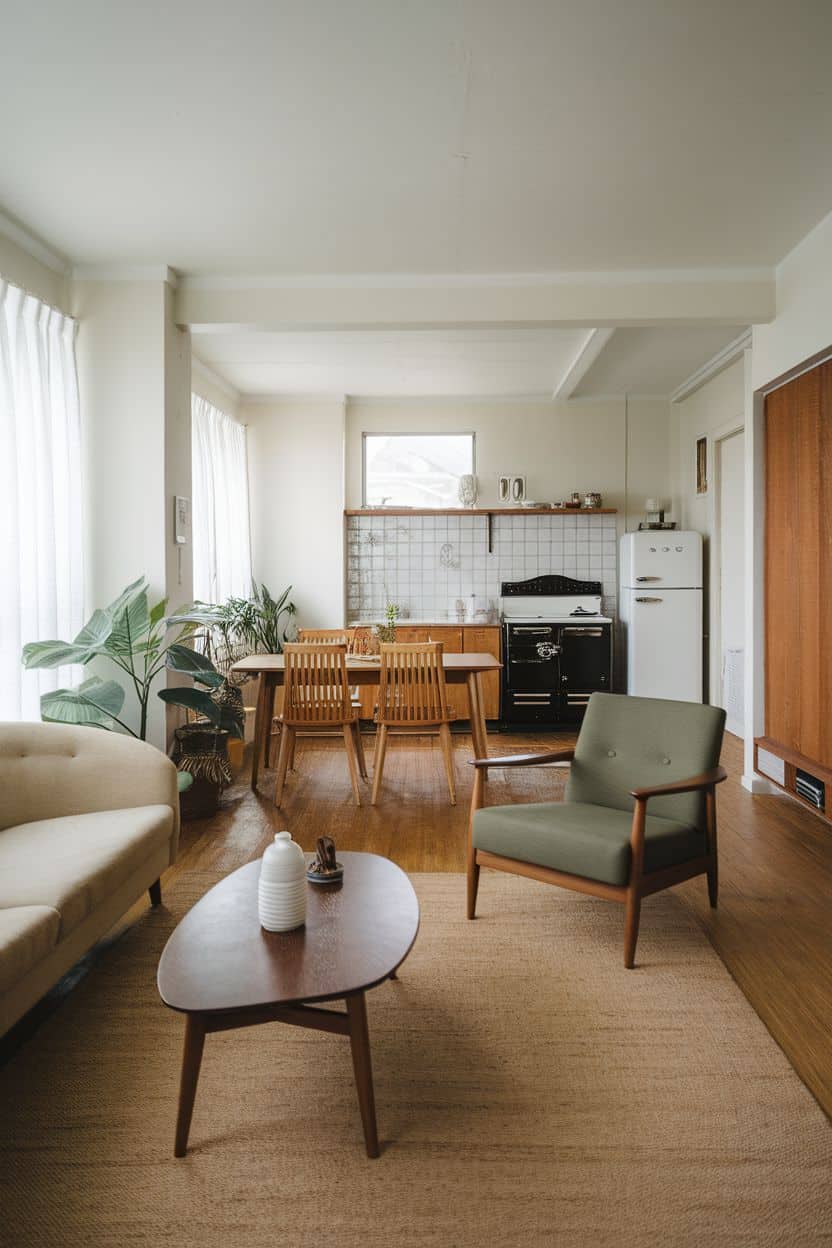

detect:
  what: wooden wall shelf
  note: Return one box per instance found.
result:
[345,507,618,517]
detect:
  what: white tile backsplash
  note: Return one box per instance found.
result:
[346,513,618,622]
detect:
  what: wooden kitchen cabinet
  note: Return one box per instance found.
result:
[463,626,502,719]
[351,624,503,721]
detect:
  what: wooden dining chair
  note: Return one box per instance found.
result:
[267,628,363,769]
[274,643,366,808]
[467,692,727,967]
[371,642,457,806]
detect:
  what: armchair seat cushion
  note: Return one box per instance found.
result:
[472,800,705,887]
[0,806,174,940]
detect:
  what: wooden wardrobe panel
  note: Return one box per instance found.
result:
[764,361,832,769]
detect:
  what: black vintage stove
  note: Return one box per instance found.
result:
[500,574,613,727]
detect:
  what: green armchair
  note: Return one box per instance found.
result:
[468,692,727,967]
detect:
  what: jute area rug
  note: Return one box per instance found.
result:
[1,870,830,1248]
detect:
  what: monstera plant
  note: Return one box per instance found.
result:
[21,577,243,742]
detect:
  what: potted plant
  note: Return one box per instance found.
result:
[20,577,239,804]
[374,602,399,646]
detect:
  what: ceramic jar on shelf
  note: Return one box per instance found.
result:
[258,830,307,932]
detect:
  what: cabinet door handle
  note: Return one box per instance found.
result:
[635,596,663,603]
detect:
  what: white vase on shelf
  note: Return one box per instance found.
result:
[258,831,307,932]
[458,474,477,507]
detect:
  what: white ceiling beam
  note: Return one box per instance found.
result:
[176,269,775,332]
[671,329,753,403]
[553,328,615,399]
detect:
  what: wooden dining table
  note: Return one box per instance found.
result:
[231,651,502,791]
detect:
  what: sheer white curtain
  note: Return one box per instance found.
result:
[191,393,252,603]
[0,278,84,720]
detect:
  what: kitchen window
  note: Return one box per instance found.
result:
[363,433,475,508]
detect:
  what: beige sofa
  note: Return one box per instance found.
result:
[0,723,179,1035]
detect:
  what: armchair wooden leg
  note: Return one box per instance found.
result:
[149,878,162,907]
[467,768,484,918]
[467,844,480,919]
[705,787,718,907]
[623,888,641,969]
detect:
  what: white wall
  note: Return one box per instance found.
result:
[672,358,745,704]
[244,399,346,628]
[0,230,68,311]
[72,276,192,745]
[753,210,832,390]
[345,397,671,527]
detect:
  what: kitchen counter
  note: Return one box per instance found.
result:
[348,619,499,629]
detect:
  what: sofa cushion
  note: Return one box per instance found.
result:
[0,806,174,940]
[0,905,61,993]
[473,801,705,887]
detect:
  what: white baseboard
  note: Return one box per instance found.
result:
[741,773,777,795]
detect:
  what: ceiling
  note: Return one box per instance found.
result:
[193,323,745,399]
[1,1,831,275]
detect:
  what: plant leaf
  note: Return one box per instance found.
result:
[40,677,126,727]
[158,686,223,723]
[149,597,168,628]
[106,588,151,656]
[22,607,115,669]
[165,643,224,687]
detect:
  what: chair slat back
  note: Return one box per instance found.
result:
[376,642,450,726]
[298,628,358,650]
[283,643,353,724]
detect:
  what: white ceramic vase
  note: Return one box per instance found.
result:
[258,830,307,932]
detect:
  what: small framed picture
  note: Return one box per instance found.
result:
[695,437,708,495]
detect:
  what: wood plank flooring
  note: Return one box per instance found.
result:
[168,727,832,1120]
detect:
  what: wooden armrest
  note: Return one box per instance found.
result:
[469,749,575,769]
[630,765,728,801]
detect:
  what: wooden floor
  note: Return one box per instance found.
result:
[5,726,831,1125]
[166,726,832,1120]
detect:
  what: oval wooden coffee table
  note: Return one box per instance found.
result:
[157,852,419,1159]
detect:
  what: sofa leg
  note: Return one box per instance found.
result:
[149,879,162,907]
[623,889,641,969]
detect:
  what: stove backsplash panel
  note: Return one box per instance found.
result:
[346,512,618,622]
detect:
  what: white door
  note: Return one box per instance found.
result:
[625,588,703,702]
[718,430,745,734]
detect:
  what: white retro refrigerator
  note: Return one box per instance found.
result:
[619,531,703,702]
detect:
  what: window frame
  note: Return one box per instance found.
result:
[361,430,477,509]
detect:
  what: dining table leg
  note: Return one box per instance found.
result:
[251,675,268,791]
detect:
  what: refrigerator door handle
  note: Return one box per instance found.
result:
[634,596,663,603]
[635,575,661,582]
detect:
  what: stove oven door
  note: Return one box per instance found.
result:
[558,624,612,720]
[502,623,560,723]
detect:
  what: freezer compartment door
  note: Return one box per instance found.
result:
[621,530,702,589]
[624,589,703,702]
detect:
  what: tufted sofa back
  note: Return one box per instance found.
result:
[0,722,179,847]
[565,693,726,829]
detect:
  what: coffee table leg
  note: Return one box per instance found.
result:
[346,992,379,1158]
[174,1013,206,1157]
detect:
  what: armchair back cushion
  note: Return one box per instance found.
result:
[566,693,726,830]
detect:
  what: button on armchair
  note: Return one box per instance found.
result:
[468,693,727,967]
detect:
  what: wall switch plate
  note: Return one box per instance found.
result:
[174,495,189,545]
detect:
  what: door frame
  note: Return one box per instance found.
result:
[709,417,745,726]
